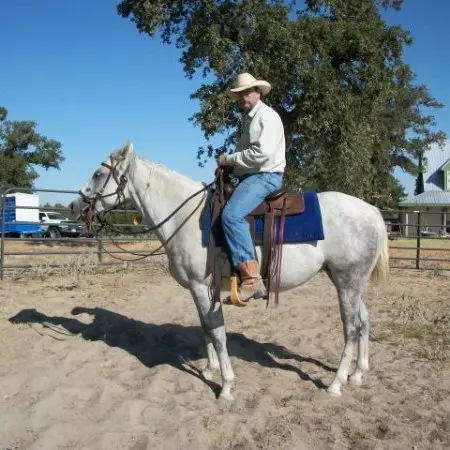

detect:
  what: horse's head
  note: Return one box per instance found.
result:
[69,142,134,226]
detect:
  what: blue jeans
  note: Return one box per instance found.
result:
[221,172,283,269]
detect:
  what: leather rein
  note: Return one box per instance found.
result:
[79,156,214,261]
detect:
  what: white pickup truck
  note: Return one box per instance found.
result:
[39,211,85,238]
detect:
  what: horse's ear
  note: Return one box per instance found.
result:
[121,141,134,157]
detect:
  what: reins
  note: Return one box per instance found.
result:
[101,189,208,262]
[80,159,216,262]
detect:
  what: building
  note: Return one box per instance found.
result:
[399,141,450,237]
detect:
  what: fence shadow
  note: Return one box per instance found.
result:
[9,307,334,395]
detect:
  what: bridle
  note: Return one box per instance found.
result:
[77,155,217,260]
[78,156,129,234]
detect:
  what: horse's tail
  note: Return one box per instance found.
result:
[371,208,389,284]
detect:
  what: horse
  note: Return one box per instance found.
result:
[69,142,389,401]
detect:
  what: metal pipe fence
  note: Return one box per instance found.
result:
[0,187,159,279]
[2,189,450,278]
[381,208,450,271]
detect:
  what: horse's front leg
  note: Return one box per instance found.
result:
[200,327,219,381]
[190,282,235,401]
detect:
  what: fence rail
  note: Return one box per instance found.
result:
[2,189,450,279]
[381,207,450,271]
[0,187,160,279]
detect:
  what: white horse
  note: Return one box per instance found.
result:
[70,142,389,400]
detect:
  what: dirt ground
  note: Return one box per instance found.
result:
[1,261,450,450]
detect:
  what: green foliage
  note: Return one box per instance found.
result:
[41,202,69,215]
[0,107,64,190]
[117,0,446,208]
[414,153,425,195]
[105,199,139,234]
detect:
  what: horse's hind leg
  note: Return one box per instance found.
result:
[190,282,235,401]
[349,298,369,386]
[327,277,366,397]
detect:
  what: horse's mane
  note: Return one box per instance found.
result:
[129,153,202,189]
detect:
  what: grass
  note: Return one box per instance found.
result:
[2,237,169,283]
[26,253,100,284]
[389,237,450,271]
[2,238,162,269]
[390,238,450,249]
[389,293,450,362]
[341,419,369,445]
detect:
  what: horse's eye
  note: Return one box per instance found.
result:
[94,170,102,177]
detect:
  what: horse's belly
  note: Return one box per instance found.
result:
[255,242,325,291]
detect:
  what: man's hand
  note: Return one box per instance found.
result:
[218,153,227,168]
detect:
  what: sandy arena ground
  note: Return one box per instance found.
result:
[1,261,449,449]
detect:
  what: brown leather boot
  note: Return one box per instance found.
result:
[238,260,267,302]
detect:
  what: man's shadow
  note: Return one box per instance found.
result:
[9,307,335,396]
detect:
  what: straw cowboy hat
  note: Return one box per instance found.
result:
[229,73,272,98]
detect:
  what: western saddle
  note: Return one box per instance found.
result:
[207,169,305,307]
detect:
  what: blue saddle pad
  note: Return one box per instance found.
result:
[202,191,324,247]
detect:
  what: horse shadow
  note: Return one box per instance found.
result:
[8,306,335,396]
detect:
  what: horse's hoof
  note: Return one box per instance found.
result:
[348,373,363,386]
[218,389,234,402]
[326,385,342,397]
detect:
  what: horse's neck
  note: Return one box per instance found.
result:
[128,157,204,247]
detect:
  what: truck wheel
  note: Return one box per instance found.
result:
[48,227,61,239]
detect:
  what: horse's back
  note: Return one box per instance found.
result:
[318,191,384,227]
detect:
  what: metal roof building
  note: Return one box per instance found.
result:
[400,141,450,206]
[399,141,450,236]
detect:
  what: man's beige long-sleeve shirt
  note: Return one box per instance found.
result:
[226,100,286,177]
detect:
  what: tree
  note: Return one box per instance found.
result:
[41,202,69,213]
[0,107,64,190]
[414,152,425,195]
[117,0,446,208]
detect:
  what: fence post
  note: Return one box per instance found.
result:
[97,229,103,264]
[0,191,5,280]
[416,211,421,269]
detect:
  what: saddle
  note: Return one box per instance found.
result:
[207,169,305,307]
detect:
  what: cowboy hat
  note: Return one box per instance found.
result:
[229,73,272,98]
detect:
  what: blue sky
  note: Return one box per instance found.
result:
[1,0,449,205]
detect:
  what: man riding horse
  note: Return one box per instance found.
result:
[218,72,286,302]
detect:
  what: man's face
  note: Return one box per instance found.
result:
[235,88,261,112]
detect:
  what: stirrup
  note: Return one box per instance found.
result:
[228,276,267,307]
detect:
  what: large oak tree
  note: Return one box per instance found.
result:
[117,0,445,207]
